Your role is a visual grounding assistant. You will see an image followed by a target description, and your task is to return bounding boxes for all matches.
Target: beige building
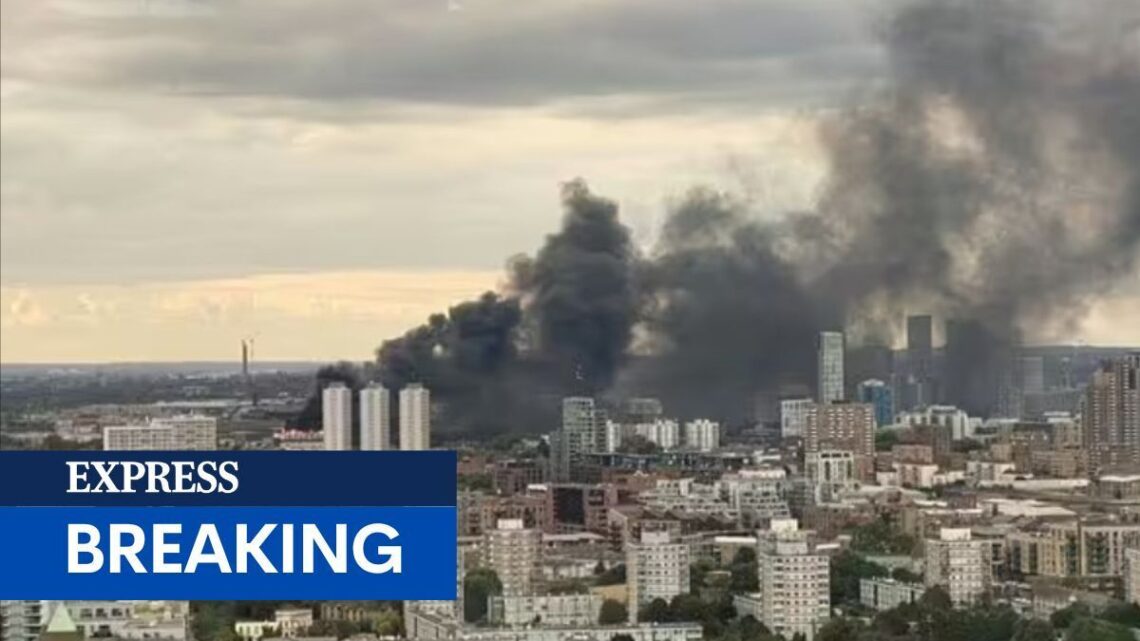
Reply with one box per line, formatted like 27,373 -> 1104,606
745,519 -> 830,641
103,415 -> 217,451
485,519 -> 544,597
1007,520 -> 1140,579
925,528 -> 989,606
1125,547 -> 1140,605
626,530 -> 690,622
1083,353 -> 1140,472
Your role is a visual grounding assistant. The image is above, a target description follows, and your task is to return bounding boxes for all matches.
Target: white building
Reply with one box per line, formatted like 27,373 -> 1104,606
555,397 -> 606,478
633,419 -> 680,450
487,595 -> 602,627
400,384 -> 431,450
359,383 -> 391,451
683,419 -> 720,452
925,528 -> 989,606
485,519 -> 544,597
745,519 -> 830,641
780,398 -> 814,440
627,530 -> 690,622
817,331 -> 845,403
406,610 -> 701,641
235,608 -> 312,641
322,383 -> 353,451
103,415 -> 217,451
60,601 -> 189,641
0,601 -> 47,641
1125,547 -> 1140,605
860,578 -> 925,611
899,405 -> 975,441
804,450 -> 856,503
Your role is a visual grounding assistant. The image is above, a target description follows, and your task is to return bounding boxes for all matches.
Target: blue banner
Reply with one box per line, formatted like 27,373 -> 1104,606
0,506 -> 457,599
0,451 -> 456,506
0,451 -> 459,599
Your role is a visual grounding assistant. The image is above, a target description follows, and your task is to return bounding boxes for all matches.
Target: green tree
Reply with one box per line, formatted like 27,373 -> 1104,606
1012,618 -> 1056,641
830,551 -> 888,605
876,430 -> 901,451
463,567 -> 503,623
599,600 -> 628,625
1065,617 -> 1133,641
730,547 -> 759,593
597,563 -> 627,586
1050,603 -> 1091,630
639,598 -> 672,623
892,567 -> 923,583
817,616 -> 867,641
1099,602 -> 1140,628
873,607 -> 911,636
611,635 -> 635,641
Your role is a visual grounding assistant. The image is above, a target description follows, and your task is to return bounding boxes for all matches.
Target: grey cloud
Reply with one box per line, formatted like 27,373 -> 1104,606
3,0 -> 881,110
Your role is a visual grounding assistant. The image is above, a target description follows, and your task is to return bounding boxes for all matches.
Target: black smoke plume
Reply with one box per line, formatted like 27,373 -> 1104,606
300,0 -> 1139,430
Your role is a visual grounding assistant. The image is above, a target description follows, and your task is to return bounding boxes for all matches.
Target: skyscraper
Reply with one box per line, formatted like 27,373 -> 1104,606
906,315 -> 933,378
555,397 -> 607,480
399,383 -> 431,450
322,382 -> 352,451
1083,353 -> 1140,471
359,383 -> 391,451
856,379 -> 894,427
817,331 -> 845,403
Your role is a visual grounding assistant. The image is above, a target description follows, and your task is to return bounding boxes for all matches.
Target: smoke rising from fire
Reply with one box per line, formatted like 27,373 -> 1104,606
303,0 -> 1140,432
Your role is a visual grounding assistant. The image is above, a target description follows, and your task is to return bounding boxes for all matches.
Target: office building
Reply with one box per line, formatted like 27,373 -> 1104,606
322,383 -> 353,451
907,315 -> 934,379
856,379 -> 894,427
1083,353 -> 1140,471
925,528 -> 989,606
745,519 -> 830,641
484,519 -> 543,597
399,384 -> 431,450
684,419 -> 720,452
359,383 -> 391,451
816,331 -> 845,403
627,530 -> 690,622
780,398 -> 814,439
103,415 -> 217,451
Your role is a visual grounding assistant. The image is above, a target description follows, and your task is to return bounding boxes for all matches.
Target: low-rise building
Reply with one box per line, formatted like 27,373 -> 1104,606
859,578 -> 926,611
487,595 -> 602,628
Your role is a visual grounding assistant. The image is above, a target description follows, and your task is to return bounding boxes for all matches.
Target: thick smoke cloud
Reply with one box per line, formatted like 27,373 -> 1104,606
509,179 -> 641,393
302,0 -> 1140,431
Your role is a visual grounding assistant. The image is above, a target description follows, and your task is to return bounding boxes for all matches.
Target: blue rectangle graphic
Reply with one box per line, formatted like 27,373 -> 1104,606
0,506 -> 458,599
0,451 -> 457,507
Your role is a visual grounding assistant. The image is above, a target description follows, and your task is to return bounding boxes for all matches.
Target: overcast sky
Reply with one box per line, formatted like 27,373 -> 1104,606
2,0 -> 1136,363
